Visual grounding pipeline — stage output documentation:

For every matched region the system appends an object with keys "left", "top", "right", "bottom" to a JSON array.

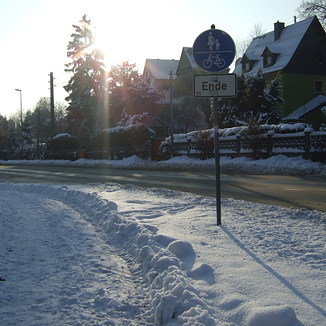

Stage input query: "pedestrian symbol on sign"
[{"left": 207, "top": 32, "right": 220, "bottom": 51}]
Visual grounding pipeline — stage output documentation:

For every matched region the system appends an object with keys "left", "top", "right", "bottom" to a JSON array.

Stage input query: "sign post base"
[{"left": 212, "top": 98, "right": 222, "bottom": 226}]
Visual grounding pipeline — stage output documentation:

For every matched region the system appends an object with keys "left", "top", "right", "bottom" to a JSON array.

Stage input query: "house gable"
[
  {"left": 176, "top": 47, "right": 198, "bottom": 76},
  {"left": 285, "top": 16, "right": 326, "bottom": 75},
  {"left": 143, "top": 59, "right": 179, "bottom": 89}
]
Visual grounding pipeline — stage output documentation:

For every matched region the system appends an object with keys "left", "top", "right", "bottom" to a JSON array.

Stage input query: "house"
[
  {"left": 143, "top": 59, "right": 179, "bottom": 96},
  {"left": 234, "top": 16, "right": 326, "bottom": 130}
]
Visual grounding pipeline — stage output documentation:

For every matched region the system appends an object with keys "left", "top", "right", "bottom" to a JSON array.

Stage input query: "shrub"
[
  {"left": 194, "top": 130, "right": 214, "bottom": 159},
  {"left": 92, "top": 124, "right": 155, "bottom": 159},
  {"left": 47, "top": 133, "right": 79, "bottom": 151}
]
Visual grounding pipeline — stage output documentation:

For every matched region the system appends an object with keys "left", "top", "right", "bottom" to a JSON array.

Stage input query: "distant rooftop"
[{"left": 143, "top": 59, "right": 179, "bottom": 79}]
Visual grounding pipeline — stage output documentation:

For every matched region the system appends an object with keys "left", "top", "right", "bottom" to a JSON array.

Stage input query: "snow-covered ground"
[{"left": 0, "top": 155, "right": 325, "bottom": 325}]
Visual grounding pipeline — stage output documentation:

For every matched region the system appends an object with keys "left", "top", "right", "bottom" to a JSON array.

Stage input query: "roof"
[
  {"left": 284, "top": 94, "right": 326, "bottom": 119},
  {"left": 143, "top": 59, "right": 179, "bottom": 79},
  {"left": 234, "top": 16, "right": 315, "bottom": 75}
]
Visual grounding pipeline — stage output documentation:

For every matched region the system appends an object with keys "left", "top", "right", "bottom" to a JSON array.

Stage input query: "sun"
[{"left": 87, "top": 4, "right": 148, "bottom": 72}]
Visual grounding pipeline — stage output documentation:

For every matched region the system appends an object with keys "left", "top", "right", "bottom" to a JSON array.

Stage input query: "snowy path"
[
  {"left": 0, "top": 182, "right": 325, "bottom": 326},
  {"left": 0, "top": 187, "right": 146, "bottom": 326}
]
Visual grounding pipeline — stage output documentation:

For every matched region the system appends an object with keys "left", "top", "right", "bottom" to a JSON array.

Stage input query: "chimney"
[{"left": 274, "top": 21, "right": 285, "bottom": 41}]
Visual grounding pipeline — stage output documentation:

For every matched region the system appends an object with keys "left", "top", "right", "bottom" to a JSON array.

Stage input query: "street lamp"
[
  {"left": 14, "top": 89, "right": 23, "bottom": 126},
  {"left": 14, "top": 88, "right": 23, "bottom": 152}
]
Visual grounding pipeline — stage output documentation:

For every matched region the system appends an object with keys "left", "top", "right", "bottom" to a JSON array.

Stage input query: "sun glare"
[{"left": 88, "top": 2, "right": 152, "bottom": 72}]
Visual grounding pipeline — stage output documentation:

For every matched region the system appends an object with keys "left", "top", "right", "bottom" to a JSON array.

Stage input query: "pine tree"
[
  {"left": 64, "top": 14, "right": 106, "bottom": 145},
  {"left": 261, "top": 78, "right": 283, "bottom": 124},
  {"left": 109, "top": 61, "right": 163, "bottom": 126},
  {"left": 21, "top": 117, "right": 33, "bottom": 150},
  {"left": 217, "top": 72, "right": 283, "bottom": 128}
]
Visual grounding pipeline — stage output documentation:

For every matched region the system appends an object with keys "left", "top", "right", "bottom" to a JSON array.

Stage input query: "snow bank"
[
  {"left": 1, "top": 154, "right": 325, "bottom": 175},
  {"left": 246, "top": 305, "right": 303, "bottom": 326},
  {"left": 1, "top": 183, "right": 217, "bottom": 325}
]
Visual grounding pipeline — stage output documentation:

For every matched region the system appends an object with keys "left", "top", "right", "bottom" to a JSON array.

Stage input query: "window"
[
  {"left": 314, "top": 80, "right": 323, "bottom": 93},
  {"left": 264, "top": 55, "right": 273, "bottom": 67},
  {"left": 261, "top": 47, "right": 279, "bottom": 68},
  {"left": 241, "top": 56, "right": 257, "bottom": 73}
]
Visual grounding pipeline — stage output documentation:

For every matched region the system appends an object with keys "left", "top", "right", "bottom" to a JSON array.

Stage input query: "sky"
[{"left": 0, "top": 0, "right": 304, "bottom": 118}]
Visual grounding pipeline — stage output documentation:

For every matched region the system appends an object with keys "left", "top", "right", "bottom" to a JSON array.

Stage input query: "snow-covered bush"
[
  {"left": 47, "top": 133, "right": 79, "bottom": 151},
  {"left": 44, "top": 133, "right": 79, "bottom": 160},
  {"left": 92, "top": 124, "right": 155, "bottom": 159}
]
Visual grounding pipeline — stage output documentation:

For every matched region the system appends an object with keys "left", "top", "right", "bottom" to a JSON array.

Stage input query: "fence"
[
  {"left": 165, "top": 130, "right": 326, "bottom": 161},
  {"left": 1, "top": 130, "right": 325, "bottom": 162}
]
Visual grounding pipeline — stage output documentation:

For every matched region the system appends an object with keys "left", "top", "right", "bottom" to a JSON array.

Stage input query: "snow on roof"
[
  {"left": 143, "top": 59, "right": 179, "bottom": 79},
  {"left": 235, "top": 16, "right": 315, "bottom": 75},
  {"left": 284, "top": 94, "right": 326, "bottom": 120}
]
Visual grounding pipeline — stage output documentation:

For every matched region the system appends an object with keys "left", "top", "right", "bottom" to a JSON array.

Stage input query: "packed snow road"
[{"left": 0, "top": 186, "right": 148, "bottom": 325}]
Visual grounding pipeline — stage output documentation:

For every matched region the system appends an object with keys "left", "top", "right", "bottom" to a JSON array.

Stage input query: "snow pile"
[
  {"left": 1, "top": 154, "right": 325, "bottom": 175},
  {"left": 166, "top": 123, "right": 310, "bottom": 141},
  {"left": 0, "top": 183, "right": 216, "bottom": 325},
  {"left": 246, "top": 306, "right": 300, "bottom": 326}
]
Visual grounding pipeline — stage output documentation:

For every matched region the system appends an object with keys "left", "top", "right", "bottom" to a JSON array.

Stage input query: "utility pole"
[
  {"left": 37, "top": 109, "right": 40, "bottom": 159},
  {"left": 169, "top": 71, "right": 174, "bottom": 157},
  {"left": 49, "top": 72, "right": 55, "bottom": 137},
  {"left": 14, "top": 88, "right": 23, "bottom": 153}
]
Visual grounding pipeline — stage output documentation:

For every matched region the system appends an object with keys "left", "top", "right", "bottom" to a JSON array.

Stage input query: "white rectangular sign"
[{"left": 194, "top": 74, "right": 237, "bottom": 97}]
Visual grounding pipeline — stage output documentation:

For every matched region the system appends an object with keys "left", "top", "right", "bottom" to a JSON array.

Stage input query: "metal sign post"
[
  {"left": 212, "top": 98, "right": 221, "bottom": 225},
  {"left": 193, "top": 25, "right": 236, "bottom": 226}
]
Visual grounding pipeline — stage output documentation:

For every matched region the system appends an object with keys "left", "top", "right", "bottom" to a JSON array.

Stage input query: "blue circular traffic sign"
[{"left": 193, "top": 28, "right": 236, "bottom": 72}]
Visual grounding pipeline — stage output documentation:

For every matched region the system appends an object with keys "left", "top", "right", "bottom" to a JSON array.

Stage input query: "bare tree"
[
  {"left": 249, "top": 23, "right": 266, "bottom": 39},
  {"left": 298, "top": 0, "right": 326, "bottom": 28},
  {"left": 235, "top": 24, "right": 266, "bottom": 60}
]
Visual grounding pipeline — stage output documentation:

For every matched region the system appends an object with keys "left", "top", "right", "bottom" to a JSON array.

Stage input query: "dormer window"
[
  {"left": 261, "top": 46, "right": 279, "bottom": 68},
  {"left": 264, "top": 54, "right": 273, "bottom": 67},
  {"left": 241, "top": 54, "right": 258, "bottom": 73}
]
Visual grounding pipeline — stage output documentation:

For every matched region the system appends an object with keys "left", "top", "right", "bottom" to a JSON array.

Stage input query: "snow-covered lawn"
[{"left": 0, "top": 155, "right": 325, "bottom": 325}]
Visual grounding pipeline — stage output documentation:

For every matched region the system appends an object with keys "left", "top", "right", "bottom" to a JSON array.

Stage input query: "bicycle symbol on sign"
[{"left": 203, "top": 54, "right": 226, "bottom": 69}]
